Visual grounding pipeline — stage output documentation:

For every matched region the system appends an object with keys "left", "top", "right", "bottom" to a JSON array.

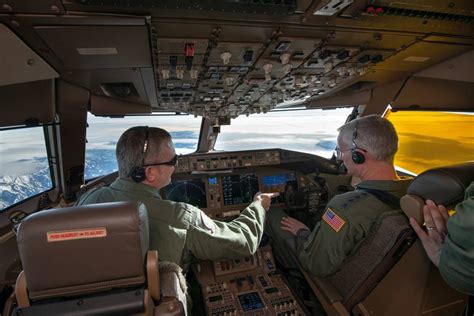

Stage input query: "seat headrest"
[
  {"left": 407, "top": 162, "right": 474, "bottom": 206},
  {"left": 17, "top": 201, "right": 149, "bottom": 300},
  {"left": 401, "top": 162, "right": 474, "bottom": 223}
]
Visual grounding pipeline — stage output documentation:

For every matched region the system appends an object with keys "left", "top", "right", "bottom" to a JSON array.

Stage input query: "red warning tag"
[{"left": 47, "top": 227, "right": 107, "bottom": 242}]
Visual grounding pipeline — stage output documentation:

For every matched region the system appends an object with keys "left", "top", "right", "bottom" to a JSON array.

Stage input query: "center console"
[{"left": 192, "top": 246, "right": 307, "bottom": 315}]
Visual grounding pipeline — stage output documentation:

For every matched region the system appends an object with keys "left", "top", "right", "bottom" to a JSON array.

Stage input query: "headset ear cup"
[
  {"left": 130, "top": 167, "right": 146, "bottom": 183},
  {"left": 351, "top": 149, "right": 365, "bottom": 164}
]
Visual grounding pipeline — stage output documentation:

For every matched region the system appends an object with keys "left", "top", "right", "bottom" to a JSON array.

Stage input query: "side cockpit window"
[
  {"left": 0, "top": 126, "right": 53, "bottom": 211},
  {"left": 385, "top": 108, "right": 474, "bottom": 175}
]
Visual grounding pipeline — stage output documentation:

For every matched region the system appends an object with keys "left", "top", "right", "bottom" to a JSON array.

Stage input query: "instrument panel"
[
  {"left": 175, "top": 150, "right": 282, "bottom": 173},
  {"left": 193, "top": 246, "right": 307, "bottom": 316},
  {"left": 163, "top": 169, "right": 313, "bottom": 219},
  {"left": 162, "top": 148, "right": 340, "bottom": 219}
]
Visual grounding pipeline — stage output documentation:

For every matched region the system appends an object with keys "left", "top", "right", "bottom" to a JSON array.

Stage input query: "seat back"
[
  {"left": 301, "top": 211, "right": 416, "bottom": 315},
  {"left": 302, "top": 162, "right": 474, "bottom": 315},
  {"left": 12, "top": 201, "right": 153, "bottom": 315},
  {"left": 328, "top": 210, "right": 415, "bottom": 308},
  {"left": 401, "top": 161, "right": 474, "bottom": 224}
]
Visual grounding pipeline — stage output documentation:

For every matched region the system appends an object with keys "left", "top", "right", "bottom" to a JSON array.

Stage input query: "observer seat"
[{"left": 4, "top": 201, "right": 186, "bottom": 316}]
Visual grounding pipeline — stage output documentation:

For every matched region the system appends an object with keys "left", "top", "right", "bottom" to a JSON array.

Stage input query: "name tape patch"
[
  {"left": 47, "top": 227, "right": 107, "bottom": 242},
  {"left": 322, "top": 208, "right": 346, "bottom": 232}
]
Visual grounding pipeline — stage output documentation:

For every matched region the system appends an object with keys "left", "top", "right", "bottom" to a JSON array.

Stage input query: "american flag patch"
[{"left": 322, "top": 208, "right": 346, "bottom": 232}]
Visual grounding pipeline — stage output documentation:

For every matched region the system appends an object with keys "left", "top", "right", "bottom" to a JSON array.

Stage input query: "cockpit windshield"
[{"left": 214, "top": 107, "right": 353, "bottom": 158}]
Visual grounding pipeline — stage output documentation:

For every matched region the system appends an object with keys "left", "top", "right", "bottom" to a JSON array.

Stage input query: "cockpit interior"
[{"left": 1, "top": 0, "right": 473, "bottom": 315}]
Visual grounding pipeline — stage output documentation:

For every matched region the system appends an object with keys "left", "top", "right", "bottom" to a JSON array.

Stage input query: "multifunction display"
[
  {"left": 222, "top": 174, "right": 259, "bottom": 206},
  {"left": 165, "top": 178, "right": 207, "bottom": 208}
]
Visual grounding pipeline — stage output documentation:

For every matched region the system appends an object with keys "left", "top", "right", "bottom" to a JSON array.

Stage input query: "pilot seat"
[
  {"left": 300, "top": 162, "right": 473, "bottom": 316},
  {"left": 3, "top": 201, "right": 187, "bottom": 316}
]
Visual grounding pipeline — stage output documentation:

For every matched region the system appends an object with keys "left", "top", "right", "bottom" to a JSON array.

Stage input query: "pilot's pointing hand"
[{"left": 254, "top": 192, "right": 279, "bottom": 212}]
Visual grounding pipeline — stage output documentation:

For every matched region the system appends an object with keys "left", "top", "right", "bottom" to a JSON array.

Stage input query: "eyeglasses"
[
  {"left": 334, "top": 146, "right": 367, "bottom": 160},
  {"left": 143, "top": 154, "right": 179, "bottom": 167},
  {"left": 334, "top": 146, "right": 350, "bottom": 160}
]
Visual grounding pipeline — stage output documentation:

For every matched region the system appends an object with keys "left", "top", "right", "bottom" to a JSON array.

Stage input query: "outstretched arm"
[
  {"left": 409, "top": 199, "right": 449, "bottom": 267},
  {"left": 186, "top": 192, "right": 279, "bottom": 261}
]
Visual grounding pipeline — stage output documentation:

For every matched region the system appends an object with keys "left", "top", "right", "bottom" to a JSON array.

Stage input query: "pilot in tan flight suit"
[
  {"left": 77, "top": 126, "right": 278, "bottom": 271},
  {"left": 265, "top": 115, "right": 413, "bottom": 277}
]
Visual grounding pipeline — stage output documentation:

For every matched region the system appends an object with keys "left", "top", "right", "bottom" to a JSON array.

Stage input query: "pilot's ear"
[{"left": 144, "top": 166, "right": 157, "bottom": 182}]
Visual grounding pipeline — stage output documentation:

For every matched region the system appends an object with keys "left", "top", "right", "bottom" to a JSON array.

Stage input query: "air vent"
[{"left": 101, "top": 82, "right": 139, "bottom": 99}]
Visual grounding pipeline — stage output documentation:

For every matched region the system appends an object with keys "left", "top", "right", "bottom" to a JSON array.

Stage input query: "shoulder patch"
[
  {"left": 200, "top": 211, "right": 215, "bottom": 234},
  {"left": 322, "top": 208, "right": 346, "bottom": 232}
]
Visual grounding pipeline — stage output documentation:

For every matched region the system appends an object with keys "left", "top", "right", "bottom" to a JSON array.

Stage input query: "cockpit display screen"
[
  {"left": 261, "top": 173, "right": 297, "bottom": 193},
  {"left": 221, "top": 174, "right": 259, "bottom": 206},
  {"left": 165, "top": 178, "right": 207, "bottom": 208},
  {"left": 238, "top": 292, "right": 264, "bottom": 311},
  {"left": 261, "top": 173, "right": 298, "bottom": 204},
  {"left": 208, "top": 177, "right": 217, "bottom": 185}
]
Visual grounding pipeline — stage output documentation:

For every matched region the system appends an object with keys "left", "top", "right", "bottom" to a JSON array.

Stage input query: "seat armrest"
[
  {"left": 158, "top": 262, "right": 187, "bottom": 316},
  {"left": 15, "top": 271, "right": 29, "bottom": 308},
  {"left": 300, "top": 267, "right": 349, "bottom": 316},
  {"left": 314, "top": 277, "right": 344, "bottom": 303},
  {"left": 301, "top": 269, "right": 343, "bottom": 303},
  {"left": 146, "top": 250, "right": 160, "bottom": 301}
]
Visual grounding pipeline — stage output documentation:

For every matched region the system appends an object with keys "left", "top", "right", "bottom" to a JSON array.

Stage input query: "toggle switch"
[
  {"left": 280, "top": 53, "right": 291, "bottom": 65},
  {"left": 190, "top": 69, "right": 199, "bottom": 80},
  {"left": 220, "top": 51, "right": 232, "bottom": 65},
  {"left": 263, "top": 63, "right": 273, "bottom": 81},
  {"left": 324, "top": 60, "right": 333, "bottom": 72}
]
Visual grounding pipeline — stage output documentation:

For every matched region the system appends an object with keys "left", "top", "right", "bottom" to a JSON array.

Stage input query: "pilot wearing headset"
[
  {"left": 265, "top": 114, "right": 413, "bottom": 277},
  {"left": 77, "top": 126, "right": 278, "bottom": 271}
]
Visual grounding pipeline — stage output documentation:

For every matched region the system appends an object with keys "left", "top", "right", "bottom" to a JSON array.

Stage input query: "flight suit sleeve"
[
  {"left": 439, "top": 182, "right": 474, "bottom": 295},
  {"left": 264, "top": 208, "right": 302, "bottom": 271},
  {"left": 185, "top": 201, "right": 266, "bottom": 261},
  {"left": 76, "top": 187, "right": 118, "bottom": 205},
  {"left": 296, "top": 206, "right": 365, "bottom": 277}
]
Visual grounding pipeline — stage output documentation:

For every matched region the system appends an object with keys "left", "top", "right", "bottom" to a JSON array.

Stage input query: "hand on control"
[{"left": 281, "top": 216, "right": 310, "bottom": 236}]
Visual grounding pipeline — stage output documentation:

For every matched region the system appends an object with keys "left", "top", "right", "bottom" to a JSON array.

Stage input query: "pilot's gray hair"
[
  {"left": 338, "top": 114, "right": 398, "bottom": 162},
  {"left": 116, "top": 126, "right": 172, "bottom": 178}
]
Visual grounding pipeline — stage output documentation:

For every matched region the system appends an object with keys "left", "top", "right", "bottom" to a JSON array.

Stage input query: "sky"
[
  {"left": 0, "top": 127, "right": 50, "bottom": 177},
  {"left": 216, "top": 108, "right": 352, "bottom": 156}
]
